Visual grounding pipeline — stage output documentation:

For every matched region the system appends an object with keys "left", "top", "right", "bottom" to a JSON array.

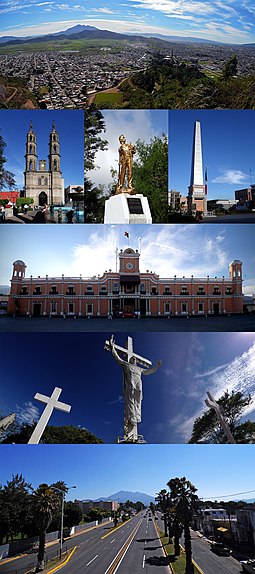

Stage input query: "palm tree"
[
  {"left": 167, "top": 477, "right": 198, "bottom": 574},
  {"left": 32, "top": 483, "right": 59, "bottom": 572},
  {"left": 156, "top": 489, "right": 169, "bottom": 538}
]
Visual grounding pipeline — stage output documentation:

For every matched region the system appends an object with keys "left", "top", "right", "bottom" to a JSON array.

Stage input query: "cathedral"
[{"left": 24, "top": 121, "right": 65, "bottom": 206}]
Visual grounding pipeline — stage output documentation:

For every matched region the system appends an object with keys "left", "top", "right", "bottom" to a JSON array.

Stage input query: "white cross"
[
  {"left": 205, "top": 391, "right": 235, "bottom": 444},
  {"left": 104, "top": 335, "right": 152, "bottom": 367},
  {"left": 28, "top": 387, "right": 71, "bottom": 444}
]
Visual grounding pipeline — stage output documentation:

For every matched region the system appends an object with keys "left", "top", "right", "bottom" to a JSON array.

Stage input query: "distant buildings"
[
  {"left": 235, "top": 185, "right": 255, "bottom": 209},
  {"left": 75, "top": 500, "right": 119, "bottom": 513}
]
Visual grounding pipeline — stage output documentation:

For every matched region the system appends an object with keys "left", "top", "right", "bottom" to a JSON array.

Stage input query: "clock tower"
[{"left": 119, "top": 248, "right": 140, "bottom": 275}]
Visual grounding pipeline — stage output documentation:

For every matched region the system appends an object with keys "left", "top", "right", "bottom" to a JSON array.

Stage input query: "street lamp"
[{"left": 52, "top": 485, "right": 76, "bottom": 559}]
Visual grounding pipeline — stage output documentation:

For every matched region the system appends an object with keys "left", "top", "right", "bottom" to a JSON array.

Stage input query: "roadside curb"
[
  {"left": 155, "top": 522, "right": 174, "bottom": 573},
  {"left": 46, "top": 546, "right": 77, "bottom": 574},
  {"left": 101, "top": 518, "right": 132, "bottom": 540}
]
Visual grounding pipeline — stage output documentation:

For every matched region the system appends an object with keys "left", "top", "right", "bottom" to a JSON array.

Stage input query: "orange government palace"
[{"left": 7, "top": 248, "right": 243, "bottom": 318}]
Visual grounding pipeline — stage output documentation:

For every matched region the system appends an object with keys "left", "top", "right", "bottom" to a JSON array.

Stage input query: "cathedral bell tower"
[
  {"left": 48, "top": 121, "right": 61, "bottom": 173},
  {"left": 25, "top": 122, "right": 37, "bottom": 173}
]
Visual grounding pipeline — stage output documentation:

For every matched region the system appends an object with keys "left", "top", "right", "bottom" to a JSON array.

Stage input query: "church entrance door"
[{"left": 39, "top": 191, "right": 48, "bottom": 206}]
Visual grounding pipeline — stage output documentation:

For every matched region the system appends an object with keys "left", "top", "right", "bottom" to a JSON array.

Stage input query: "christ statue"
[{"left": 109, "top": 335, "right": 161, "bottom": 441}]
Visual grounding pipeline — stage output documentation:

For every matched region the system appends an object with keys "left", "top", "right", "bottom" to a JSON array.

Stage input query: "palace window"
[
  {"left": 66, "top": 286, "right": 74, "bottom": 295},
  {"left": 151, "top": 287, "right": 158, "bottom": 295},
  {"left": 181, "top": 286, "right": 189, "bottom": 295},
  {"left": 50, "top": 286, "right": 58, "bottom": 294},
  {"left": 164, "top": 287, "right": 172, "bottom": 295},
  {"left": 181, "top": 302, "right": 188, "bottom": 313},
  {"left": 165, "top": 302, "right": 171, "bottom": 313},
  {"left": 140, "top": 283, "right": 146, "bottom": 293},
  {"left": 213, "top": 286, "right": 220, "bottom": 295},
  {"left": 68, "top": 302, "right": 74, "bottom": 314},
  {"left": 33, "top": 286, "right": 41, "bottom": 295},
  {"left": 225, "top": 287, "right": 233, "bottom": 294},
  {"left": 86, "top": 302, "right": 93, "bottom": 314},
  {"left": 51, "top": 302, "right": 57, "bottom": 313},
  {"left": 20, "top": 287, "right": 28, "bottom": 295},
  {"left": 113, "top": 282, "right": 119, "bottom": 292},
  {"left": 198, "top": 302, "right": 204, "bottom": 313},
  {"left": 197, "top": 286, "right": 205, "bottom": 295}
]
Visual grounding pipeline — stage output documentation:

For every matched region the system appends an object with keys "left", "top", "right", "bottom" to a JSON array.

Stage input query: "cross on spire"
[
  {"left": 28, "top": 387, "right": 71, "bottom": 444},
  {"left": 104, "top": 335, "right": 152, "bottom": 367}
]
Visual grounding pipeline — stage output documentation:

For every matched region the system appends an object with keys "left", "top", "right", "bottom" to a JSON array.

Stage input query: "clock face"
[{"left": 126, "top": 262, "right": 133, "bottom": 270}]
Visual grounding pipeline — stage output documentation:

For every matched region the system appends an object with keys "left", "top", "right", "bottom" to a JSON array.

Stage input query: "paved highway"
[{"left": 155, "top": 511, "right": 242, "bottom": 574}]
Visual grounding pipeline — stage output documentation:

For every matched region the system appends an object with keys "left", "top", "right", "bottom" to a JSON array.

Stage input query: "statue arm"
[
  {"left": 109, "top": 336, "right": 126, "bottom": 366},
  {"left": 143, "top": 360, "right": 162, "bottom": 376}
]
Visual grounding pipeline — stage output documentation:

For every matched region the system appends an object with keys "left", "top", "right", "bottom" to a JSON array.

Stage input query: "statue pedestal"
[
  {"left": 104, "top": 193, "right": 152, "bottom": 224},
  {"left": 116, "top": 434, "right": 146, "bottom": 444}
]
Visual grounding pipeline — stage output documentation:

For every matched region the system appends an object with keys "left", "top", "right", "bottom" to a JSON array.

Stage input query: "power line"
[{"left": 201, "top": 489, "right": 255, "bottom": 500}]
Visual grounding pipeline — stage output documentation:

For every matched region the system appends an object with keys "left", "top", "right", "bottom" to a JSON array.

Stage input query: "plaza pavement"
[{"left": 0, "top": 314, "right": 254, "bottom": 332}]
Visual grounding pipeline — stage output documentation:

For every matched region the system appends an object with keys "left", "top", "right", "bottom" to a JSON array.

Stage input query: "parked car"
[{"left": 211, "top": 542, "right": 231, "bottom": 556}]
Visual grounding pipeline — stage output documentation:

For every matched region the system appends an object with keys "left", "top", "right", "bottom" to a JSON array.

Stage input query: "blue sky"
[
  {"left": 0, "top": 224, "right": 255, "bottom": 294},
  {"left": 0, "top": 109, "right": 84, "bottom": 190},
  {"left": 1, "top": 444, "right": 255, "bottom": 502},
  {"left": 0, "top": 0, "right": 255, "bottom": 44},
  {"left": 89, "top": 110, "right": 168, "bottom": 190},
  {"left": 169, "top": 110, "right": 255, "bottom": 201},
  {"left": 1, "top": 332, "right": 255, "bottom": 443}
]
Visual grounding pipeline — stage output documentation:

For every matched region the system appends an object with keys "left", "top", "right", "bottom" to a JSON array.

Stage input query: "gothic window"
[
  {"left": 44, "top": 177, "right": 48, "bottom": 185},
  {"left": 29, "top": 160, "right": 33, "bottom": 171},
  {"left": 54, "top": 159, "right": 57, "bottom": 170},
  {"left": 53, "top": 145, "right": 57, "bottom": 153},
  {"left": 38, "top": 178, "right": 41, "bottom": 185},
  {"left": 53, "top": 135, "right": 56, "bottom": 141},
  {"left": 30, "top": 135, "right": 32, "bottom": 141},
  {"left": 29, "top": 145, "right": 33, "bottom": 153}
]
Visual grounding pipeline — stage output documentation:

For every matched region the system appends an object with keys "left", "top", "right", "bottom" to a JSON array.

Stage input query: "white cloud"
[
  {"left": 212, "top": 169, "right": 250, "bottom": 184},
  {"left": 67, "top": 225, "right": 230, "bottom": 280},
  {"left": 16, "top": 401, "right": 40, "bottom": 425},
  {"left": 172, "top": 342, "right": 255, "bottom": 441}
]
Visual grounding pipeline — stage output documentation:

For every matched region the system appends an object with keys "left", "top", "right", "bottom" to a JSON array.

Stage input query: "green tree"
[
  {"left": 222, "top": 55, "right": 238, "bottom": 79},
  {"left": 167, "top": 477, "right": 198, "bottom": 574},
  {"left": 64, "top": 501, "right": 82, "bottom": 528},
  {"left": 2, "top": 423, "right": 103, "bottom": 444},
  {"left": 32, "top": 483, "right": 59, "bottom": 572},
  {"left": 189, "top": 390, "right": 255, "bottom": 444},
  {"left": 84, "top": 105, "right": 108, "bottom": 222},
  {"left": 132, "top": 135, "right": 168, "bottom": 222},
  {"left": 0, "top": 474, "right": 31, "bottom": 543},
  {"left": 0, "top": 131, "right": 16, "bottom": 191}
]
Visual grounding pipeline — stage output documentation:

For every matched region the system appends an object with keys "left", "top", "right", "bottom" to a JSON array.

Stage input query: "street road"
[{"left": 155, "top": 513, "right": 242, "bottom": 574}]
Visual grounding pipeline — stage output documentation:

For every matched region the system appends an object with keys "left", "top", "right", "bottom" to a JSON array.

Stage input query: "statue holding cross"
[{"left": 105, "top": 335, "right": 161, "bottom": 442}]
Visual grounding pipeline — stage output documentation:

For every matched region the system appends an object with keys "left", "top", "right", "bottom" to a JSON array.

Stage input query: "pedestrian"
[
  {"left": 66, "top": 209, "right": 74, "bottom": 223},
  {"left": 57, "top": 207, "right": 62, "bottom": 223},
  {"left": 0, "top": 206, "right": 6, "bottom": 222}
]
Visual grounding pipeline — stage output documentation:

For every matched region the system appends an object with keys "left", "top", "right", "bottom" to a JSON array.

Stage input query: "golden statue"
[{"left": 116, "top": 134, "right": 136, "bottom": 195}]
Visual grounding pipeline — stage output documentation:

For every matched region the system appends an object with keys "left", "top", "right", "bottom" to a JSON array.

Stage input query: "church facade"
[
  {"left": 7, "top": 248, "right": 243, "bottom": 317},
  {"left": 24, "top": 121, "right": 65, "bottom": 206}
]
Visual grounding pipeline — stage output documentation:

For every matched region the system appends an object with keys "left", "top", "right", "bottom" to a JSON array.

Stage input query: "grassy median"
[{"left": 159, "top": 531, "right": 201, "bottom": 574}]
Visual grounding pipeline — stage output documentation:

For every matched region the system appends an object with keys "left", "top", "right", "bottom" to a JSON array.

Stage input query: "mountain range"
[
  {"left": 84, "top": 490, "right": 155, "bottom": 505},
  {"left": 0, "top": 24, "right": 251, "bottom": 47}
]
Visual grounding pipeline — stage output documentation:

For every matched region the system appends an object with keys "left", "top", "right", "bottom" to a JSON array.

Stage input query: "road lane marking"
[
  {"left": 103, "top": 519, "right": 142, "bottom": 574},
  {"left": 110, "top": 539, "right": 116, "bottom": 544},
  {"left": 180, "top": 544, "right": 205, "bottom": 574},
  {"left": 142, "top": 554, "right": 145, "bottom": 568},
  {"left": 101, "top": 518, "right": 132, "bottom": 539},
  {"left": 86, "top": 554, "right": 98, "bottom": 566}
]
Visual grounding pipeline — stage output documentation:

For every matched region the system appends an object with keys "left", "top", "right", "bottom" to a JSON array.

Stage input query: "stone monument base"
[
  {"left": 104, "top": 193, "right": 152, "bottom": 224},
  {"left": 116, "top": 434, "right": 146, "bottom": 444}
]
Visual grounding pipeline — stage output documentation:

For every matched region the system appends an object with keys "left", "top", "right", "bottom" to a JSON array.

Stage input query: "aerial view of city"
[{"left": 0, "top": 0, "right": 255, "bottom": 110}]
